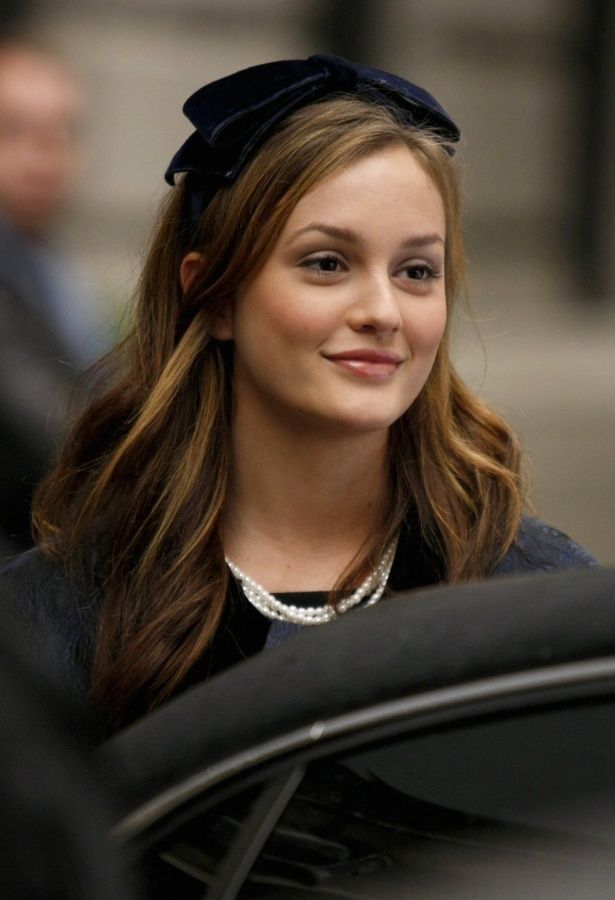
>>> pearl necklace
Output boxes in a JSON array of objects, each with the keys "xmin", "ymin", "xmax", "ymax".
[{"xmin": 225, "ymin": 535, "xmax": 398, "ymax": 626}]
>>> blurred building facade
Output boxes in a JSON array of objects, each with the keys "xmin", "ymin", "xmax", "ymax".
[{"xmin": 5, "ymin": 0, "xmax": 615, "ymax": 563}]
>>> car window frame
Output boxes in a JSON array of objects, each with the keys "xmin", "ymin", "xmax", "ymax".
[{"xmin": 113, "ymin": 655, "xmax": 615, "ymax": 848}]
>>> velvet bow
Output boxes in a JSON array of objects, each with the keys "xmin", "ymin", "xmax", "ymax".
[{"xmin": 165, "ymin": 54, "xmax": 460, "ymax": 216}]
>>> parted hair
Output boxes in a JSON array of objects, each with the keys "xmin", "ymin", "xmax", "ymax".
[{"xmin": 33, "ymin": 97, "xmax": 522, "ymax": 723}]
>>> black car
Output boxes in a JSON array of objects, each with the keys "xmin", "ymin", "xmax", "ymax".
[{"xmin": 98, "ymin": 566, "xmax": 615, "ymax": 899}]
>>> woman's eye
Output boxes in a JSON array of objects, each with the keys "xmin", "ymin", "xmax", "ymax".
[
  {"xmin": 300, "ymin": 254, "xmax": 345, "ymax": 274},
  {"xmin": 403, "ymin": 263, "xmax": 438, "ymax": 281}
]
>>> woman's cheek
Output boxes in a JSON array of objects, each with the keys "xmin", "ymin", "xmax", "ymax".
[{"xmin": 406, "ymin": 302, "xmax": 447, "ymax": 354}]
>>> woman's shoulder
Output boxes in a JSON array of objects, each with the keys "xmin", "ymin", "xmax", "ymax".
[
  {"xmin": 0, "ymin": 548, "xmax": 102, "ymax": 704},
  {"xmin": 493, "ymin": 516, "xmax": 598, "ymax": 577},
  {"xmin": 1, "ymin": 546, "xmax": 93, "ymax": 612}
]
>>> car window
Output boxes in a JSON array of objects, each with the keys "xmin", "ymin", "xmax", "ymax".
[{"xmin": 345, "ymin": 696, "xmax": 615, "ymax": 836}]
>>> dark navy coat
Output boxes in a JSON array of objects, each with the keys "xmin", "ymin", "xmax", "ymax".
[{"xmin": 0, "ymin": 516, "xmax": 596, "ymax": 733}]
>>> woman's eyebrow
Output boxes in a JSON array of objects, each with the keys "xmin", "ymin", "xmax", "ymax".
[
  {"xmin": 285, "ymin": 223, "xmax": 444, "ymax": 247},
  {"xmin": 400, "ymin": 233, "xmax": 445, "ymax": 249},
  {"xmin": 285, "ymin": 223, "xmax": 359, "ymax": 244}
]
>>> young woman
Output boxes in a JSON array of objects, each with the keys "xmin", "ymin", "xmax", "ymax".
[{"xmin": 2, "ymin": 55, "xmax": 595, "ymax": 730}]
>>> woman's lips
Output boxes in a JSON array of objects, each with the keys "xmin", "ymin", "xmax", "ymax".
[{"xmin": 324, "ymin": 350, "xmax": 402, "ymax": 379}]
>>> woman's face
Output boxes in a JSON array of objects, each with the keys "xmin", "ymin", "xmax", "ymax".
[{"xmin": 219, "ymin": 144, "xmax": 447, "ymax": 437}]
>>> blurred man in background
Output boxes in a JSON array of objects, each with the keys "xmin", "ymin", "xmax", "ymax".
[{"xmin": 0, "ymin": 40, "xmax": 106, "ymax": 554}]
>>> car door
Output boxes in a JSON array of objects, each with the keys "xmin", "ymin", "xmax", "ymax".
[{"xmin": 99, "ymin": 567, "xmax": 615, "ymax": 898}]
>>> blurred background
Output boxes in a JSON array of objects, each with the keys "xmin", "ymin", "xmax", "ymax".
[{"xmin": 0, "ymin": 0, "xmax": 613, "ymax": 563}]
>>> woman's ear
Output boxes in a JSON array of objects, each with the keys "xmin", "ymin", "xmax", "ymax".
[
  {"xmin": 179, "ymin": 251, "xmax": 233, "ymax": 340},
  {"xmin": 179, "ymin": 251, "xmax": 204, "ymax": 295}
]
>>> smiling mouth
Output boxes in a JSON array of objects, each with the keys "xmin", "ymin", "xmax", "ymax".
[{"xmin": 324, "ymin": 351, "xmax": 402, "ymax": 380}]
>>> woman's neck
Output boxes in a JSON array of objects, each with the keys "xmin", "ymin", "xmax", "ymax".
[{"xmin": 222, "ymin": 411, "xmax": 390, "ymax": 592}]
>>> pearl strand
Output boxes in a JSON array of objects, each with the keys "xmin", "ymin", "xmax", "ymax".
[{"xmin": 226, "ymin": 535, "xmax": 398, "ymax": 626}]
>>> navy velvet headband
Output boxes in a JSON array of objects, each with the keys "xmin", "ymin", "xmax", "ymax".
[{"xmin": 165, "ymin": 54, "xmax": 460, "ymax": 219}]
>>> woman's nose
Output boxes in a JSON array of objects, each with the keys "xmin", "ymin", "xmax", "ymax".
[{"xmin": 347, "ymin": 273, "xmax": 402, "ymax": 333}]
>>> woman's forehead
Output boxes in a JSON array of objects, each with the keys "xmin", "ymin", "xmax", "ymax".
[{"xmin": 280, "ymin": 146, "xmax": 446, "ymax": 242}]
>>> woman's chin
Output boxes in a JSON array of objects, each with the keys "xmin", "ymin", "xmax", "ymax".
[{"xmin": 297, "ymin": 405, "xmax": 408, "ymax": 438}]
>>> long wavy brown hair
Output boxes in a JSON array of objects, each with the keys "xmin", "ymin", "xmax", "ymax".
[{"xmin": 33, "ymin": 97, "xmax": 522, "ymax": 723}]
